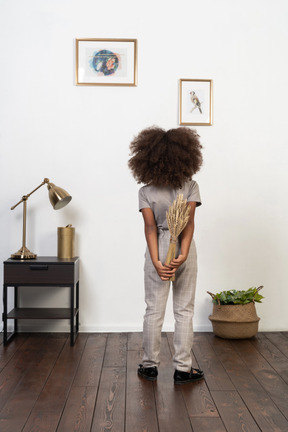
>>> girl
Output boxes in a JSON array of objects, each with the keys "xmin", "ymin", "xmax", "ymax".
[{"xmin": 128, "ymin": 126, "xmax": 204, "ymax": 384}]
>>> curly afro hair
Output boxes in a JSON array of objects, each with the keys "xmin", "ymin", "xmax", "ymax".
[{"xmin": 128, "ymin": 126, "xmax": 203, "ymax": 188}]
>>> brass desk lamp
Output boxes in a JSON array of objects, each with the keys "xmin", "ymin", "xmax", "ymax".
[{"xmin": 11, "ymin": 178, "xmax": 72, "ymax": 259}]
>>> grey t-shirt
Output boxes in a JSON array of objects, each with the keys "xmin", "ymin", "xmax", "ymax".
[{"xmin": 138, "ymin": 180, "xmax": 201, "ymax": 230}]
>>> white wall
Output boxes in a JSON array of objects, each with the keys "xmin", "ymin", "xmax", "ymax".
[{"xmin": 1, "ymin": 0, "xmax": 288, "ymax": 333}]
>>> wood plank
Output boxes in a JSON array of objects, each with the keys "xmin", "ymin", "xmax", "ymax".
[
  {"xmin": 240, "ymin": 389, "xmax": 288, "ymax": 432},
  {"xmin": 153, "ymin": 334, "xmax": 193, "ymax": 432},
  {"xmin": 0, "ymin": 336, "xmax": 66, "ymax": 432},
  {"xmin": 126, "ymin": 349, "xmax": 158, "ymax": 432},
  {"xmin": 230, "ymin": 339, "xmax": 288, "ymax": 419},
  {"xmin": 192, "ymin": 333, "xmax": 235, "ymax": 391},
  {"xmin": 181, "ymin": 380, "xmax": 219, "ymax": 419},
  {"xmin": 206, "ymin": 333, "xmax": 265, "ymax": 390},
  {"xmin": 22, "ymin": 334, "xmax": 88, "ymax": 432},
  {"xmin": 91, "ymin": 367, "xmax": 126, "ymax": 432},
  {"xmin": 0, "ymin": 334, "xmax": 49, "ymax": 411},
  {"xmin": 211, "ymin": 390, "xmax": 261, "ymax": 432},
  {"xmin": 127, "ymin": 332, "xmax": 143, "ymax": 351},
  {"xmin": 250, "ymin": 333, "xmax": 288, "ymax": 384},
  {"xmin": 57, "ymin": 386, "xmax": 97, "ymax": 432},
  {"xmin": 73, "ymin": 333, "xmax": 107, "ymax": 387},
  {"xmin": 103, "ymin": 333, "xmax": 127, "ymax": 367},
  {"xmin": 264, "ymin": 332, "xmax": 288, "ymax": 358},
  {"xmin": 207, "ymin": 334, "xmax": 288, "ymax": 431},
  {"xmin": 0, "ymin": 334, "xmax": 28, "ymax": 372},
  {"xmin": 190, "ymin": 417, "xmax": 227, "ymax": 432}
]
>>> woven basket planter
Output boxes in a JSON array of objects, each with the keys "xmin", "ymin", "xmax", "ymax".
[{"xmin": 209, "ymin": 302, "xmax": 260, "ymax": 339}]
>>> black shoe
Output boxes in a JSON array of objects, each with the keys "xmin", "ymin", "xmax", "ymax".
[
  {"xmin": 174, "ymin": 368, "xmax": 204, "ymax": 384},
  {"xmin": 138, "ymin": 364, "xmax": 158, "ymax": 381}
]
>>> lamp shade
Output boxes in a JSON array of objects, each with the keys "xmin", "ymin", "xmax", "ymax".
[{"xmin": 48, "ymin": 182, "xmax": 72, "ymax": 210}]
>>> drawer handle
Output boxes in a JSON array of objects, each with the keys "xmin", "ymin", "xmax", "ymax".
[{"xmin": 29, "ymin": 265, "xmax": 49, "ymax": 271}]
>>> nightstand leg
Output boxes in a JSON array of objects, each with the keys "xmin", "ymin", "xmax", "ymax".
[
  {"xmin": 3, "ymin": 285, "xmax": 17, "ymax": 345},
  {"xmin": 14, "ymin": 286, "xmax": 18, "ymax": 333},
  {"xmin": 3, "ymin": 284, "xmax": 7, "ymax": 345},
  {"xmin": 76, "ymin": 281, "xmax": 79, "ymax": 334},
  {"xmin": 69, "ymin": 282, "xmax": 79, "ymax": 346},
  {"xmin": 70, "ymin": 284, "xmax": 74, "ymax": 346}
]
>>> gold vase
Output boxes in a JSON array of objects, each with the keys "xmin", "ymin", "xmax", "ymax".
[{"xmin": 57, "ymin": 225, "xmax": 75, "ymax": 258}]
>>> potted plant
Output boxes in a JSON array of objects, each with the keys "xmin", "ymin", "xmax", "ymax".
[{"xmin": 207, "ymin": 286, "xmax": 264, "ymax": 339}]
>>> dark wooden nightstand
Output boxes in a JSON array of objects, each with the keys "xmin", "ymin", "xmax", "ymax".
[{"xmin": 3, "ymin": 256, "xmax": 79, "ymax": 346}]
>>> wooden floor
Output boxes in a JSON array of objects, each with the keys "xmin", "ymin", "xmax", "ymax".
[{"xmin": 1, "ymin": 332, "xmax": 288, "ymax": 432}]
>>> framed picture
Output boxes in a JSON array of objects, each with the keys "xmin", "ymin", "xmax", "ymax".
[
  {"xmin": 179, "ymin": 79, "xmax": 213, "ymax": 126},
  {"xmin": 76, "ymin": 38, "xmax": 137, "ymax": 86}
]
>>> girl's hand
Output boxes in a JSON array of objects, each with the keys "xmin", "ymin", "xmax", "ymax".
[
  {"xmin": 169, "ymin": 254, "xmax": 187, "ymax": 270},
  {"xmin": 153, "ymin": 260, "xmax": 176, "ymax": 281}
]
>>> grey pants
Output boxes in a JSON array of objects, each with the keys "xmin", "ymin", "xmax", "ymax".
[{"xmin": 142, "ymin": 229, "xmax": 198, "ymax": 372}]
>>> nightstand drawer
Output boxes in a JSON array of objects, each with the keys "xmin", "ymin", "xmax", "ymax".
[{"xmin": 4, "ymin": 263, "xmax": 75, "ymax": 285}]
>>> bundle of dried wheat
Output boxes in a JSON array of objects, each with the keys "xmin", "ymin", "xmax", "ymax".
[{"xmin": 165, "ymin": 194, "xmax": 191, "ymax": 281}]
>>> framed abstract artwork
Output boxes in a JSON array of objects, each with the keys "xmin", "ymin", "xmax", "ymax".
[
  {"xmin": 179, "ymin": 79, "xmax": 213, "ymax": 126},
  {"xmin": 76, "ymin": 38, "xmax": 137, "ymax": 86}
]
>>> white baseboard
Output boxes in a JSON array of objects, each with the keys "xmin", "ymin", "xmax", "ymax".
[
  {"xmin": 6, "ymin": 322, "xmax": 283, "ymax": 333},
  {"xmin": 11, "ymin": 323, "xmax": 213, "ymax": 333}
]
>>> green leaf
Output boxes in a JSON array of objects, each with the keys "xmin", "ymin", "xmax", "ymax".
[{"xmin": 209, "ymin": 287, "xmax": 264, "ymax": 305}]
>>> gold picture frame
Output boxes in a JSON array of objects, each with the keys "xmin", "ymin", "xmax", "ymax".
[
  {"xmin": 76, "ymin": 38, "xmax": 137, "ymax": 86},
  {"xmin": 179, "ymin": 79, "xmax": 213, "ymax": 126}
]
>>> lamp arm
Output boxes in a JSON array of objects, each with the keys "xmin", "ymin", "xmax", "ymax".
[{"xmin": 11, "ymin": 178, "xmax": 50, "ymax": 210}]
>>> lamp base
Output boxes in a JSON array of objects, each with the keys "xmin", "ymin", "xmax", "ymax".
[{"xmin": 11, "ymin": 246, "xmax": 37, "ymax": 260}]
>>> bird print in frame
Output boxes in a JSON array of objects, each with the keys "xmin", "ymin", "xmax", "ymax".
[{"xmin": 179, "ymin": 79, "xmax": 213, "ymax": 126}]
